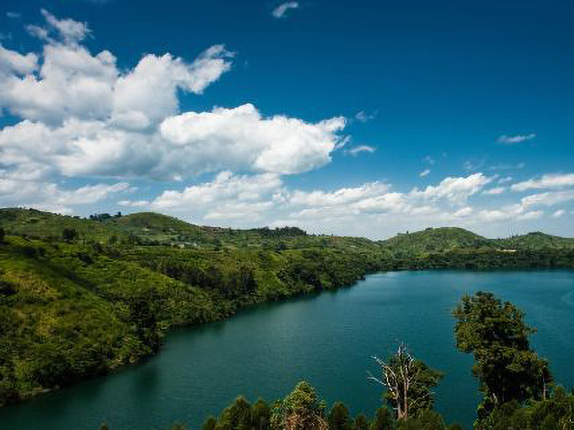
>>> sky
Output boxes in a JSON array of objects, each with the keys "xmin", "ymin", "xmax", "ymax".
[{"xmin": 0, "ymin": 0, "xmax": 573, "ymax": 239}]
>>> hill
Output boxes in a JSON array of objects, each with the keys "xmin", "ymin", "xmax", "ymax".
[{"xmin": 380, "ymin": 227, "xmax": 492, "ymax": 255}]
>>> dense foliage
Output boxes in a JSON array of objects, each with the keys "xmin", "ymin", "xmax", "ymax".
[
  {"xmin": 453, "ymin": 292, "xmax": 572, "ymax": 429},
  {"xmin": 1, "ymin": 207, "xmax": 574, "ymax": 410}
]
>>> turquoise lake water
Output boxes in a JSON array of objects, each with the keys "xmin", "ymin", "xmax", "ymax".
[{"xmin": 1, "ymin": 270, "xmax": 573, "ymax": 430}]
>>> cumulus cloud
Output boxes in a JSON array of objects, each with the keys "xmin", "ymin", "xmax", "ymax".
[
  {"xmin": 0, "ymin": 11, "xmax": 349, "ymax": 184},
  {"xmin": 0, "ymin": 44, "xmax": 38, "ymax": 75},
  {"xmin": 511, "ymin": 173, "xmax": 574, "ymax": 192},
  {"xmin": 419, "ymin": 169, "xmax": 431, "ymax": 178},
  {"xmin": 272, "ymin": 2, "xmax": 299, "ymax": 18},
  {"xmin": 122, "ymin": 172, "xmax": 548, "ymax": 236},
  {"xmin": 159, "ymin": 104, "xmax": 346, "ymax": 175},
  {"xmin": 0, "ymin": 175, "xmax": 132, "ymax": 213},
  {"xmin": 497, "ymin": 133, "xmax": 536, "ymax": 144},
  {"xmin": 410, "ymin": 173, "xmax": 492, "ymax": 205},
  {"xmin": 27, "ymin": 9, "xmax": 91, "ymax": 44}
]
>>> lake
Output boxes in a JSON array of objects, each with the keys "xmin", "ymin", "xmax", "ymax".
[{"xmin": 1, "ymin": 270, "xmax": 573, "ymax": 430}]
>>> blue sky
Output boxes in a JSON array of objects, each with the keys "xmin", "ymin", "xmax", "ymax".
[{"xmin": 0, "ymin": 0, "xmax": 573, "ymax": 238}]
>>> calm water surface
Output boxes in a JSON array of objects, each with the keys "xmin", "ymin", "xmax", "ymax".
[{"xmin": 1, "ymin": 270, "xmax": 574, "ymax": 430}]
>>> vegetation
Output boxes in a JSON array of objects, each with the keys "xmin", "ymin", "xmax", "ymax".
[
  {"xmin": 453, "ymin": 292, "xmax": 560, "ymax": 430},
  {"xmin": 195, "ymin": 351, "xmax": 458, "ymax": 430},
  {"xmin": 1, "ymin": 207, "xmax": 574, "ymax": 411}
]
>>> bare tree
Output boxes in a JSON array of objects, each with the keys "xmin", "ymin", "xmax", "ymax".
[{"xmin": 368, "ymin": 344, "xmax": 442, "ymax": 421}]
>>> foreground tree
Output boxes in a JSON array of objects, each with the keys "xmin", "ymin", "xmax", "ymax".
[
  {"xmin": 369, "ymin": 345, "xmax": 443, "ymax": 421},
  {"xmin": 453, "ymin": 291, "xmax": 553, "ymax": 417},
  {"xmin": 270, "ymin": 381, "xmax": 328, "ymax": 430}
]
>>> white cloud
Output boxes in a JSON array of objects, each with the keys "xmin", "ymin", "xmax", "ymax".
[
  {"xmin": 419, "ymin": 169, "xmax": 431, "ymax": 178},
  {"xmin": 347, "ymin": 145, "xmax": 376, "ymax": 156},
  {"xmin": 511, "ymin": 173, "xmax": 574, "ymax": 192},
  {"xmin": 482, "ymin": 186, "xmax": 505, "ymax": 195},
  {"xmin": 497, "ymin": 133, "xmax": 536, "ymax": 144},
  {"xmin": 112, "ymin": 45, "xmax": 234, "ymax": 129},
  {"xmin": 521, "ymin": 190, "xmax": 574, "ymax": 207},
  {"xmin": 410, "ymin": 173, "xmax": 492, "ymax": 205},
  {"xmin": 0, "ymin": 11, "xmax": 347, "ymax": 182},
  {"xmin": 0, "ymin": 44, "xmax": 38, "ymax": 75},
  {"xmin": 27, "ymin": 9, "xmax": 91, "ymax": 44},
  {"xmin": 552, "ymin": 209, "xmax": 566, "ymax": 218},
  {"xmin": 139, "ymin": 172, "xmax": 284, "ymax": 224},
  {"xmin": 354, "ymin": 110, "xmax": 377, "ymax": 123},
  {"xmin": 289, "ymin": 182, "xmax": 389, "ymax": 207},
  {"xmin": 7, "ymin": 12, "xmax": 21, "ymax": 19},
  {"xmin": 159, "ymin": 104, "xmax": 346, "ymax": 175},
  {"xmin": 272, "ymin": 2, "xmax": 299, "ymax": 18},
  {"xmin": 0, "ymin": 174, "xmax": 131, "ymax": 213}
]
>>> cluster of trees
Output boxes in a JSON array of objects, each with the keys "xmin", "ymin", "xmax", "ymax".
[
  {"xmin": 96, "ymin": 292, "xmax": 573, "ymax": 430},
  {"xmin": 89, "ymin": 213, "xmax": 123, "ymax": 221},
  {"xmin": 453, "ymin": 292, "xmax": 569, "ymax": 429}
]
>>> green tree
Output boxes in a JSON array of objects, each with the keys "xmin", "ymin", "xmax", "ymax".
[
  {"xmin": 370, "ymin": 345, "xmax": 443, "ymax": 421},
  {"xmin": 251, "ymin": 398, "xmax": 271, "ymax": 430},
  {"xmin": 328, "ymin": 402, "xmax": 352, "ymax": 430},
  {"xmin": 371, "ymin": 407, "xmax": 394, "ymax": 430},
  {"xmin": 216, "ymin": 396, "xmax": 253, "ymax": 430},
  {"xmin": 202, "ymin": 416, "xmax": 217, "ymax": 430},
  {"xmin": 453, "ymin": 291, "xmax": 553, "ymax": 415},
  {"xmin": 0, "ymin": 226, "xmax": 5, "ymax": 244},
  {"xmin": 354, "ymin": 413, "xmax": 370, "ymax": 430},
  {"xmin": 62, "ymin": 227, "xmax": 78, "ymax": 242},
  {"xmin": 270, "ymin": 381, "xmax": 328, "ymax": 430}
]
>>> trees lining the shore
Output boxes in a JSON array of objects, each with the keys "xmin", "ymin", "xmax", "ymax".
[{"xmin": 140, "ymin": 292, "xmax": 574, "ymax": 430}]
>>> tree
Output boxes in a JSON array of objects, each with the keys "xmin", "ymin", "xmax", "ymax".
[
  {"xmin": 453, "ymin": 291, "xmax": 553, "ymax": 415},
  {"xmin": 328, "ymin": 402, "xmax": 352, "ymax": 430},
  {"xmin": 201, "ymin": 416, "xmax": 217, "ymax": 430},
  {"xmin": 62, "ymin": 228, "xmax": 78, "ymax": 242},
  {"xmin": 369, "ymin": 345, "xmax": 443, "ymax": 421},
  {"xmin": 372, "ymin": 407, "xmax": 394, "ymax": 430},
  {"xmin": 0, "ymin": 226, "xmax": 5, "ymax": 244},
  {"xmin": 270, "ymin": 381, "xmax": 328, "ymax": 430},
  {"xmin": 251, "ymin": 398, "xmax": 271, "ymax": 430},
  {"xmin": 216, "ymin": 396, "xmax": 253, "ymax": 430},
  {"xmin": 353, "ymin": 413, "xmax": 370, "ymax": 430}
]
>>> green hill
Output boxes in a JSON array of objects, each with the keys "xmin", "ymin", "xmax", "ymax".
[
  {"xmin": 497, "ymin": 232, "xmax": 574, "ymax": 250},
  {"xmin": 380, "ymin": 227, "xmax": 492, "ymax": 255}
]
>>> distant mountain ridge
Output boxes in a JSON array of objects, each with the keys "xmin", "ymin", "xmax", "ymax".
[
  {"xmin": 1, "ymin": 208, "xmax": 573, "ymax": 253},
  {"xmin": 379, "ymin": 227, "xmax": 574, "ymax": 255}
]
